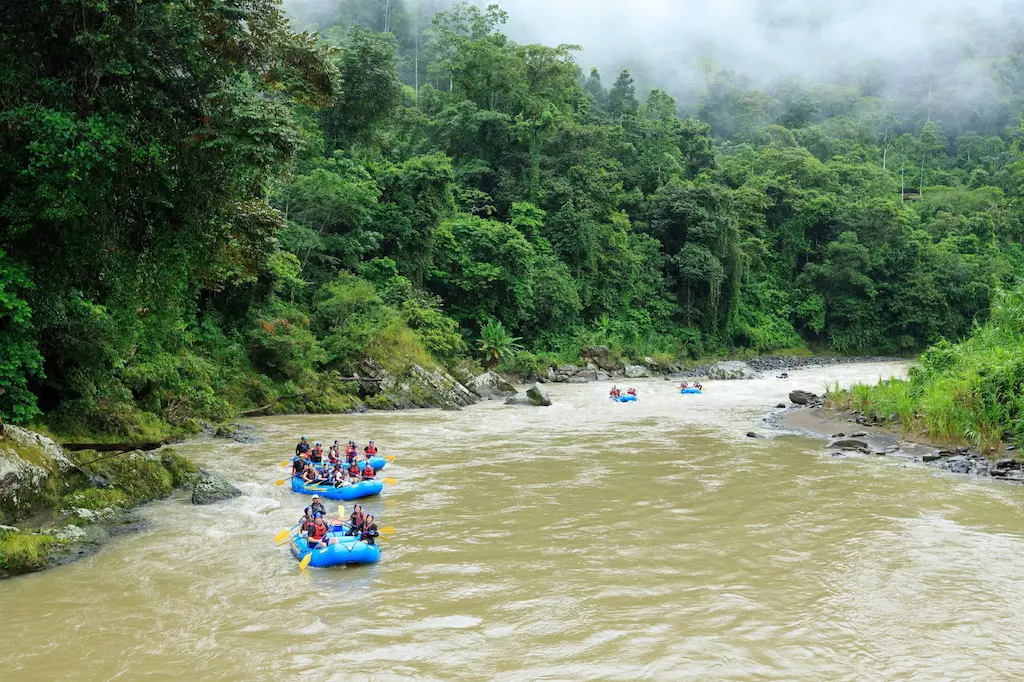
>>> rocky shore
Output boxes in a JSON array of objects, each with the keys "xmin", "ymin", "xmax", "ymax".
[
  {"xmin": 767, "ymin": 398, "xmax": 1024, "ymax": 484},
  {"xmin": 0, "ymin": 425, "xmax": 241, "ymax": 579}
]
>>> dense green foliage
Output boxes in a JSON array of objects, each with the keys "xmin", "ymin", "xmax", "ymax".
[
  {"xmin": 835, "ymin": 289, "xmax": 1024, "ymax": 451},
  {"xmin": 4, "ymin": 1, "xmax": 1024, "ymax": 434}
]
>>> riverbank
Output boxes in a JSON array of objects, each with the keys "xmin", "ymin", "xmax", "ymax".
[
  {"xmin": 769, "ymin": 402, "xmax": 1024, "ymax": 484},
  {"xmin": 0, "ymin": 425, "xmax": 241, "ymax": 578}
]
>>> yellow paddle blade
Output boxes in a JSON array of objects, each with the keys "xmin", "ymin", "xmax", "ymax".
[
  {"xmin": 379, "ymin": 526, "xmax": 395, "ymax": 534},
  {"xmin": 338, "ymin": 505, "xmax": 345, "ymax": 519},
  {"xmin": 274, "ymin": 479, "xmax": 285, "ymax": 486},
  {"xmin": 381, "ymin": 477, "xmax": 397, "ymax": 485},
  {"xmin": 384, "ymin": 455, "xmax": 396, "ymax": 461},
  {"xmin": 375, "ymin": 534, "xmax": 389, "ymax": 542},
  {"xmin": 299, "ymin": 552, "xmax": 312, "ymax": 569},
  {"xmin": 279, "ymin": 460, "xmax": 290, "ymax": 467},
  {"xmin": 274, "ymin": 528, "xmax": 291, "ymax": 544}
]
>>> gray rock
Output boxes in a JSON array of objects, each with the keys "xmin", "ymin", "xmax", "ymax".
[
  {"xmin": 363, "ymin": 358, "xmax": 477, "ymax": 409},
  {"xmin": 776, "ymin": 403, "xmax": 787, "ymax": 409},
  {"xmin": 922, "ymin": 450, "xmax": 952, "ymax": 463},
  {"xmin": 830, "ymin": 433, "xmax": 846, "ymax": 438},
  {"xmin": 746, "ymin": 432, "xmax": 763, "ymax": 439},
  {"xmin": 526, "ymin": 383, "xmax": 552, "ymax": 407},
  {"xmin": 995, "ymin": 458, "xmax": 1018, "ymax": 470},
  {"xmin": 708, "ymin": 361, "xmax": 760, "ymax": 380},
  {"xmin": 624, "ymin": 365, "xmax": 651, "ymax": 378},
  {"xmin": 214, "ymin": 423, "xmax": 261, "ymax": 444},
  {"xmin": 573, "ymin": 368, "xmax": 598, "ymax": 381},
  {"xmin": 596, "ymin": 371, "xmax": 612, "ymax": 381},
  {"xmin": 580, "ymin": 346, "xmax": 618, "ymax": 371},
  {"xmin": 850, "ymin": 431, "xmax": 867, "ymax": 438},
  {"xmin": 467, "ymin": 371, "xmax": 519, "ymax": 400},
  {"xmin": 789, "ymin": 390, "xmax": 819, "ymax": 405},
  {"xmin": 191, "ymin": 471, "xmax": 242, "ymax": 505},
  {"xmin": 829, "ymin": 439, "xmax": 868, "ymax": 450},
  {"xmin": 504, "ymin": 395, "xmax": 532, "ymax": 406},
  {"xmin": 946, "ymin": 456, "xmax": 972, "ymax": 474}
]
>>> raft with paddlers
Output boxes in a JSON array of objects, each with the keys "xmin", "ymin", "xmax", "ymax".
[
  {"xmin": 291, "ymin": 476, "xmax": 383, "ymax": 501},
  {"xmin": 680, "ymin": 387, "xmax": 703, "ymax": 394},
  {"xmin": 289, "ymin": 533, "xmax": 380, "ymax": 567},
  {"xmin": 612, "ymin": 394, "xmax": 638, "ymax": 402}
]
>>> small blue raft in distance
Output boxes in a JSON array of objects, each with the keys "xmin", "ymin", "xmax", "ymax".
[
  {"xmin": 611, "ymin": 394, "xmax": 638, "ymax": 403},
  {"xmin": 291, "ymin": 534, "xmax": 380, "ymax": 567},
  {"xmin": 291, "ymin": 476, "xmax": 384, "ymax": 501},
  {"xmin": 680, "ymin": 388, "xmax": 703, "ymax": 395}
]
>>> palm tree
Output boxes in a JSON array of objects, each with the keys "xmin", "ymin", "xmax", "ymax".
[{"xmin": 477, "ymin": 319, "xmax": 523, "ymax": 369}]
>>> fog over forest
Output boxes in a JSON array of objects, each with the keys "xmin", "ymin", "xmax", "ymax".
[{"xmin": 284, "ymin": 0, "xmax": 1024, "ymax": 108}]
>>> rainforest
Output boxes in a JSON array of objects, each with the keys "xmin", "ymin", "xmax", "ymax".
[{"xmin": 3, "ymin": 0, "xmax": 1024, "ymax": 439}]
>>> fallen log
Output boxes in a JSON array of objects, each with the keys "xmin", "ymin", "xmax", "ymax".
[
  {"xmin": 63, "ymin": 436, "xmax": 177, "ymax": 457},
  {"xmin": 241, "ymin": 393, "xmax": 306, "ymax": 417}
]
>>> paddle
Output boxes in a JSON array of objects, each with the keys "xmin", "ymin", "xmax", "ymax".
[
  {"xmin": 299, "ymin": 552, "xmax": 312, "ymax": 569},
  {"xmin": 384, "ymin": 455, "xmax": 396, "ymax": 462},
  {"xmin": 274, "ymin": 524, "xmax": 298, "ymax": 544}
]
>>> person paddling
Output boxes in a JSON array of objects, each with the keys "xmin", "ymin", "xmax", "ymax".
[
  {"xmin": 307, "ymin": 513, "xmax": 337, "ymax": 550},
  {"xmin": 366, "ymin": 441, "xmax": 378, "ymax": 455},
  {"xmin": 295, "ymin": 435, "xmax": 311, "ymax": 457},
  {"xmin": 361, "ymin": 461, "xmax": 376, "ymax": 480},
  {"xmin": 360, "ymin": 514, "xmax": 379, "ymax": 545},
  {"xmin": 347, "ymin": 460, "xmax": 361, "ymax": 479},
  {"xmin": 310, "ymin": 442, "xmax": 324, "ymax": 463},
  {"xmin": 298, "ymin": 507, "xmax": 315, "ymax": 536},
  {"xmin": 627, "ymin": 388, "xmax": 637, "ymax": 397},
  {"xmin": 301, "ymin": 466, "xmax": 318, "ymax": 486},
  {"xmin": 291, "ymin": 456, "xmax": 307, "ymax": 478},
  {"xmin": 346, "ymin": 505, "xmax": 365, "ymax": 536}
]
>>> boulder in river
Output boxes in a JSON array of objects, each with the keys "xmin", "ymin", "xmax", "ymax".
[
  {"xmin": 624, "ymin": 365, "xmax": 651, "ymax": 378},
  {"xmin": 789, "ymin": 390, "xmax": 819, "ymax": 405},
  {"xmin": 526, "ymin": 383, "xmax": 552, "ymax": 407},
  {"xmin": 467, "ymin": 371, "xmax": 518, "ymax": 400},
  {"xmin": 829, "ymin": 439, "xmax": 868, "ymax": 450},
  {"xmin": 708, "ymin": 361, "xmax": 759, "ymax": 380},
  {"xmin": 190, "ymin": 471, "xmax": 242, "ymax": 505}
]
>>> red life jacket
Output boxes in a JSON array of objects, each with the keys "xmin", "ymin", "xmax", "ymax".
[
  {"xmin": 310, "ymin": 521, "xmax": 328, "ymax": 542},
  {"xmin": 348, "ymin": 463, "xmax": 360, "ymax": 476},
  {"xmin": 362, "ymin": 465, "xmax": 375, "ymax": 478},
  {"xmin": 367, "ymin": 444, "xmax": 377, "ymax": 455},
  {"xmin": 351, "ymin": 511, "xmax": 365, "ymax": 528}
]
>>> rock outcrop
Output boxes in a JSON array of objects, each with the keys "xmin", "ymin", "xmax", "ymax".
[
  {"xmin": 190, "ymin": 471, "xmax": 242, "ymax": 505},
  {"xmin": 363, "ymin": 358, "xmax": 477, "ymax": 409},
  {"xmin": 624, "ymin": 365, "xmax": 651, "ymax": 378},
  {"xmin": 707, "ymin": 361, "xmax": 760, "ymax": 380},
  {"xmin": 467, "ymin": 371, "xmax": 518, "ymax": 400},
  {"xmin": 580, "ymin": 346, "xmax": 619, "ymax": 372}
]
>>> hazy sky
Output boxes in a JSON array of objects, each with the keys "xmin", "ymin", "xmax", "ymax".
[{"xmin": 493, "ymin": 0, "xmax": 1017, "ymax": 95}]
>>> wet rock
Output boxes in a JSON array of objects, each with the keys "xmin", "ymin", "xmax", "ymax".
[
  {"xmin": 708, "ymin": 361, "xmax": 760, "ymax": 380},
  {"xmin": 855, "ymin": 415, "xmax": 867, "ymax": 425},
  {"xmin": 504, "ymin": 394, "xmax": 532, "ymax": 406},
  {"xmin": 364, "ymin": 359, "xmax": 477, "ymax": 409},
  {"xmin": 777, "ymin": 372, "xmax": 789, "ymax": 379},
  {"xmin": 830, "ymin": 433, "xmax": 846, "ymax": 438},
  {"xmin": 624, "ymin": 365, "xmax": 651, "ymax": 379},
  {"xmin": 994, "ymin": 458, "xmax": 1019, "ymax": 470},
  {"xmin": 830, "ymin": 439, "xmax": 868, "ymax": 450},
  {"xmin": 573, "ymin": 368, "xmax": 599, "ymax": 381},
  {"xmin": 922, "ymin": 450, "xmax": 952, "ymax": 463},
  {"xmin": 191, "ymin": 471, "xmax": 242, "ymax": 505},
  {"xmin": 467, "ymin": 371, "xmax": 519, "ymax": 400},
  {"xmin": 746, "ymin": 432, "xmax": 764, "ymax": 439},
  {"xmin": 789, "ymin": 390, "xmax": 819, "ymax": 405},
  {"xmin": 526, "ymin": 384, "xmax": 552, "ymax": 407},
  {"xmin": 776, "ymin": 403, "xmax": 787, "ymax": 409},
  {"xmin": 581, "ymin": 346, "xmax": 618, "ymax": 372},
  {"xmin": 850, "ymin": 431, "xmax": 867, "ymax": 438},
  {"xmin": 596, "ymin": 371, "xmax": 612, "ymax": 381},
  {"xmin": 946, "ymin": 456, "xmax": 972, "ymax": 474},
  {"xmin": 214, "ymin": 422, "xmax": 261, "ymax": 443}
]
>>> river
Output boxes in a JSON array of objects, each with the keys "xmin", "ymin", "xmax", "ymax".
[{"xmin": 3, "ymin": 362, "xmax": 1024, "ymax": 680}]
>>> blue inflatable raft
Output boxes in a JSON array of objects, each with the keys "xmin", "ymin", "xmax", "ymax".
[
  {"xmin": 680, "ymin": 388, "xmax": 703, "ymax": 395},
  {"xmin": 291, "ymin": 476, "xmax": 383, "ymax": 501},
  {"xmin": 611, "ymin": 394, "xmax": 638, "ymax": 402},
  {"xmin": 290, "ymin": 534, "xmax": 380, "ymax": 567}
]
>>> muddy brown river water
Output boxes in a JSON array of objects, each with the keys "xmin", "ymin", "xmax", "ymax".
[{"xmin": 3, "ymin": 362, "xmax": 1024, "ymax": 680}]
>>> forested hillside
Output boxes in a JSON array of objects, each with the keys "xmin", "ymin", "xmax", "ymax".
[{"xmin": 3, "ymin": 0, "xmax": 1024, "ymax": 436}]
